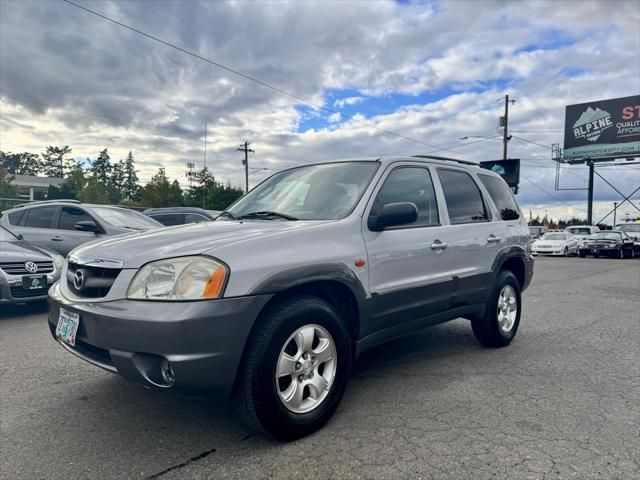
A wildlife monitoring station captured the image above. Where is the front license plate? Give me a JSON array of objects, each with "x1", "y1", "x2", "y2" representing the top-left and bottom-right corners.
[
  {"x1": 56, "y1": 308, "x2": 80, "y2": 347},
  {"x1": 22, "y1": 274, "x2": 47, "y2": 290}
]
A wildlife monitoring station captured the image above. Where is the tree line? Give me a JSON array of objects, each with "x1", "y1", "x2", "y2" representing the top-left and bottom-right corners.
[{"x1": 0, "y1": 146, "x2": 244, "y2": 211}]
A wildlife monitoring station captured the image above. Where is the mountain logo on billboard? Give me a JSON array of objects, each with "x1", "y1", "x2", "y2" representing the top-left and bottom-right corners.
[{"x1": 572, "y1": 107, "x2": 613, "y2": 142}]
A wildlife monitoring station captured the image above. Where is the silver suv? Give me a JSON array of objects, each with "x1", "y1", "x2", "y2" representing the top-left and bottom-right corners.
[
  {"x1": 47, "y1": 156, "x2": 533, "y2": 440},
  {"x1": 1, "y1": 200, "x2": 162, "y2": 256}
]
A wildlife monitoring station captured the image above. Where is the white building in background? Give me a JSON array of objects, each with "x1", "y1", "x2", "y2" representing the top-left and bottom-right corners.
[{"x1": 11, "y1": 174, "x2": 65, "y2": 201}]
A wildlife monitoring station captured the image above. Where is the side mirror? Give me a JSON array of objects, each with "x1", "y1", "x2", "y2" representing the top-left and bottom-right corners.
[
  {"x1": 74, "y1": 220, "x2": 99, "y2": 233},
  {"x1": 368, "y1": 202, "x2": 418, "y2": 231}
]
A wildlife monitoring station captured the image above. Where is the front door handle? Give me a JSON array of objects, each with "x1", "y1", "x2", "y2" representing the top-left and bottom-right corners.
[
  {"x1": 51, "y1": 237, "x2": 63, "y2": 242},
  {"x1": 487, "y1": 235, "x2": 501, "y2": 244},
  {"x1": 430, "y1": 240, "x2": 448, "y2": 251}
]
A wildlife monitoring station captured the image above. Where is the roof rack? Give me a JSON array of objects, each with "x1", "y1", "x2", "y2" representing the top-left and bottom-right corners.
[
  {"x1": 14, "y1": 199, "x2": 81, "y2": 208},
  {"x1": 411, "y1": 155, "x2": 479, "y2": 167}
]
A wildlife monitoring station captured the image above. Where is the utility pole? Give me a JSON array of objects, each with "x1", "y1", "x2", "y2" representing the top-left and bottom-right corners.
[
  {"x1": 587, "y1": 160, "x2": 594, "y2": 225},
  {"x1": 500, "y1": 95, "x2": 516, "y2": 161},
  {"x1": 237, "y1": 141, "x2": 254, "y2": 193},
  {"x1": 613, "y1": 202, "x2": 618, "y2": 227},
  {"x1": 203, "y1": 121, "x2": 207, "y2": 208}
]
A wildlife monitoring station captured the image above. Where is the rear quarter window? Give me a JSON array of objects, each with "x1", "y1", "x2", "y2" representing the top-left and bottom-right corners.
[
  {"x1": 478, "y1": 174, "x2": 520, "y2": 221},
  {"x1": 7, "y1": 210, "x2": 25, "y2": 225}
]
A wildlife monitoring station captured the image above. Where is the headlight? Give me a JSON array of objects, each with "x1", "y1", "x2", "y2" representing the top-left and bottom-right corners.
[
  {"x1": 53, "y1": 255, "x2": 64, "y2": 270},
  {"x1": 127, "y1": 256, "x2": 228, "y2": 300}
]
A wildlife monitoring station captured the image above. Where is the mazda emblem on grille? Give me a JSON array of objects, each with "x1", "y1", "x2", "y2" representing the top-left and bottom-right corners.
[
  {"x1": 25, "y1": 261, "x2": 38, "y2": 273},
  {"x1": 73, "y1": 270, "x2": 85, "y2": 290}
]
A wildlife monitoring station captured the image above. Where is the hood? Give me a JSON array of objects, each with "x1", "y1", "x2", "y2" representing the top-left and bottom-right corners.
[
  {"x1": 0, "y1": 240, "x2": 55, "y2": 263},
  {"x1": 534, "y1": 239, "x2": 566, "y2": 246},
  {"x1": 69, "y1": 220, "x2": 330, "y2": 268}
]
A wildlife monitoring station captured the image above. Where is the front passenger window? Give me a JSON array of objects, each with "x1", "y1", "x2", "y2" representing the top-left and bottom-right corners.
[
  {"x1": 372, "y1": 167, "x2": 439, "y2": 227},
  {"x1": 59, "y1": 207, "x2": 94, "y2": 230}
]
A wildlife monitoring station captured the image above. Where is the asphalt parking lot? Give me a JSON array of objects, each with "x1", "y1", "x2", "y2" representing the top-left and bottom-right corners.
[{"x1": 1, "y1": 257, "x2": 639, "y2": 480}]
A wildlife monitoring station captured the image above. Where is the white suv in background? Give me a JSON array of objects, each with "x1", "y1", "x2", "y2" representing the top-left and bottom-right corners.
[{"x1": 565, "y1": 225, "x2": 600, "y2": 249}]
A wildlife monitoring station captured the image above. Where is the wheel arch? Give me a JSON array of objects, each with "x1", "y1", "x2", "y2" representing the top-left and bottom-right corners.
[{"x1": 492, "y1": 247, "x2": 529, "y2": 290}]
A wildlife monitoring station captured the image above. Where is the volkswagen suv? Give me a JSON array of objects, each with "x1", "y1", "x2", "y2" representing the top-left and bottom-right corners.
[{"x1": 47, "y1": 156, "x2": 533, "y2": 440}]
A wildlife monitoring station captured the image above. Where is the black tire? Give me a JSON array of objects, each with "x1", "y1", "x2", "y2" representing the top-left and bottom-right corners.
[
  {"x1": 563, "y1": 247, "x2": 569, "y2": 257},
  {"x1": 618, "y1": 248, "x2": 625, "y2": 260},
  {"x1": 579, "y1": 251, "x2": 586, "y2": 258},
  {"x1": 472, "y1": 270, "x2": 521, "y2": 348},
  {"x1": 233, "y1": 294, "x2": 351, "y2": 441}
]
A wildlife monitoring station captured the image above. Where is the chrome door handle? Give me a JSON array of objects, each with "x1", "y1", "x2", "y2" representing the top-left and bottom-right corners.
[
  {"x1": 52, "y1": 237, "x2": 63, "y2": 242},
  {"x1": 430, "y1": 240, "x2": 448, "y2": 250},
  {"x1": 487, "y1": 236, "x2": 501, "y2": 244}
]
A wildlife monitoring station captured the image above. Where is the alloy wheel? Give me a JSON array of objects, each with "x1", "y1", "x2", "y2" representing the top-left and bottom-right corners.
[
  {"x1": 275, "y1": 324, "x2": 337, "y2": 414},
  {"x1": 497, "y1": 285, "x2": 518, "y2": 333}
]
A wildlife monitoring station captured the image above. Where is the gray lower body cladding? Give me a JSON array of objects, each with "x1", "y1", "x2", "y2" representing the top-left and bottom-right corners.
[{"x1": 47, "y1": 283, "x2": 272, "y2": 396}]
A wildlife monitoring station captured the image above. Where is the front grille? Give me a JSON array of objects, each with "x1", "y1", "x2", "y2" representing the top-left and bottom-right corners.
[
  {"x1": 0, "y1": 261, "x2": 54, "y2": 275},
  {"x1": 10, "y1": 285, "x2": 49, "y2": 299},
  {"x1": 66, "y1": 262, "x2": 121, "y2": 298}
]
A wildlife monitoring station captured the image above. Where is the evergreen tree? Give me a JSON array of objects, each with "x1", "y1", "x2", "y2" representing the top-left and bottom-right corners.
[
  {"x1": 0, "y1": 151, "x2": 42, "y2": 175},
  {"x1": 122, "y1": 151, "x2": 140, "y2": 201},
  {"x1": 184, "y1": 167, "x2": 243, "y2": 210},
  {"x1": 41, "y1": 146, "x2": 73, "y2": 177},
  {"x1": 90, "y1": 148, "x2": 112, "y2": 185},
  {"x1": 140, "y1": 168, "x2": 183, "y2": 207}
]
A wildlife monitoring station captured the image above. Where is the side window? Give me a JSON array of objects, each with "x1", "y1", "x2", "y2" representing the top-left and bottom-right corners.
[
  {"x1": 58, "y1": 207, "x2": 94, "y2": 230},
  {"x1": 7, "y1": 210, "x2": 25, "y2": 225},
  {"x1": 372, "y1": 167, "x2": 439, "y2": 227},
  {"x1": 23, "y1": 206, "x2": 58, "y2": 228},
  {"x1": 184, "y1": 213, "x2": 209, "y2": 223},
  {"x1": 437, "y1": 169, "x2": 488, "y2": 224},
  {"x1": 478, "y1": 174, "x2": 520, "y2": 221}
]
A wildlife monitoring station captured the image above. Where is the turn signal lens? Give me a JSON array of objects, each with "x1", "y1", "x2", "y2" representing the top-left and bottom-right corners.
[{"x1": 203, "y1": 266, "x2": 227, "y2": 298}]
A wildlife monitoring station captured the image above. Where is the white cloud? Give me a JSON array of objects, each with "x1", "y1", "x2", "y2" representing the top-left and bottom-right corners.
[{"x1": 0, "y1": 0, "x2": 638, "y2": 219}]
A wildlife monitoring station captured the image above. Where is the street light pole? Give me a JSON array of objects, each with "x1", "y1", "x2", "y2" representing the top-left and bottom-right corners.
[{"x1": 613, "y1": 202, "x2": 618, "y2": 227}]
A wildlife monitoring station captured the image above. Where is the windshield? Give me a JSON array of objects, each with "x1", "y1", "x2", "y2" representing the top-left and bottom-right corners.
[
  {"x1": 616, "y1": 224, "x2": 640, "y2": 233},
  {"x1": 0, "y1": 225, "x2": 18, "y2": 241},
  {"x1": 541, "y1": 233, "x2": 566, "y2": 241},
  {"x1": 223, "y1": 162, "x2": 379, "y2": 221},
  {"x1": 567, "y1": 227, "x2": 592, "y2": 235},
  {"x1": 528, "y1": 227, "x2": 542, "y2": 234},
  {"x1": 91, "y1": 207, "x2": 162, "y2": 230},
  {"x1": 594, "y1": 232, "x2": 622, "y2": 241}
]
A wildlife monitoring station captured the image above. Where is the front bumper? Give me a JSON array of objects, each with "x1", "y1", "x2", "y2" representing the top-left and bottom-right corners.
[
  {"x1": 580, "y1": 246, "x2": 618, "y2": 256},
  {"x1": 0, "y1": 274, "x2": 59, "y2": 304},
  {"x1": 47, "y1": 283, "x2": 272, "y2": 396}
]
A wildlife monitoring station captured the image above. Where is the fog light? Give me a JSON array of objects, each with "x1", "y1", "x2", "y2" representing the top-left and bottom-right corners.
[{"x1": 160, "y1": 358, "x2": 175, "y2": 385}]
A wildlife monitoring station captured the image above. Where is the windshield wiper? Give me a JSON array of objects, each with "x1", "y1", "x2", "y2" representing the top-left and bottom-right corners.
[
  {"x1": 218, "y1": 211, "x2": 238, "y2": 220},
  {"x1": 238, "y1": 211, "x2": 298, "y2": 221}
]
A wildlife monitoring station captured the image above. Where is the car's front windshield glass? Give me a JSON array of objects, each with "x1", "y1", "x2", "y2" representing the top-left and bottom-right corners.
[
  {"x1": 617, "y1": 224, "x2": 640, "y2": 233},
  {"x1": 542, "y1": 233, "x2": 566, "y2": 240},
  {"x1": 222, "y1": 161, "x2": 379, "y2": 221},
  {"x1": 0, "y1": 225, "x2": 18, "y2": 241},
  {"x1": 568, "y1": 228, "x2": 591, "y2": 235},
  {"x1": 595, "y1": 232, "x2": 622, "y2": 240},
  {"x1": 91, "y1": 207, "x2": 162, "y2": 230}
]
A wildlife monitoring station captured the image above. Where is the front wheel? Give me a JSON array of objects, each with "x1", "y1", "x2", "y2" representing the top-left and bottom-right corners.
[
  {"x1": 563, "y1": 247, "x2": 569, "y2": 257},
  {"x1": 472, "y1": 270, "x2": 521, "y2": 348},
  {"x1": 579, "y1": 251, "x2": 586, "y2": 258},
  {"x1": 233, "y1": 295, "x2": 351, "y2": 441},
  {"x1": 618, "y1": 248, "x2": 625, "y2": 260}
]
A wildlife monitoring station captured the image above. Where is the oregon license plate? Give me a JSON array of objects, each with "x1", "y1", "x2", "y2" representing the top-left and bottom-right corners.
[{"x1": 56, "y1": 308, "x2": 80, "y2": 346}]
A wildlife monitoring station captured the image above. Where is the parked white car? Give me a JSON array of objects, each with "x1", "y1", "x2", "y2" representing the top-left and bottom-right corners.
[
  {"x1": 532, "y1": 232, "x2": 579, "y2": 256},
  {"x1": 565, "y1": 225, "x2": 600, "y2": 248}
]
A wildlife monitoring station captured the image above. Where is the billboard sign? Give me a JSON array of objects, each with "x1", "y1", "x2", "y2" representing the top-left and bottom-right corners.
[
  {"x1": 479, "y1": 159, "x2": 520, "y2": 193},
  {"x1": 563, "y1": 95, "x2": 640, "y2": 162}
]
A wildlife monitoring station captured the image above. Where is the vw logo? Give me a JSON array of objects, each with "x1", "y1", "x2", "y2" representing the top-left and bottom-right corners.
[
  {"x1": 73, "y1": 270, "x2": 86, "y2": 290},
  {"x1": 24, "y1": 261, "x2": 38, "y2": 273}
]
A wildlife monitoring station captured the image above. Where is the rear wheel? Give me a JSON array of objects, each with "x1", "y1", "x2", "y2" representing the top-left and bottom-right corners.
[
  {"x1": 472, "y1": 270, "x2": 521, "y2": 348},
  {"x1": 233, "y1": 295, "x2": 351, "y2": 441}
]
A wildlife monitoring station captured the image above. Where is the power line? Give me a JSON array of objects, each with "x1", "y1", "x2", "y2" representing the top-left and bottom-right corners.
[
  {"x1": 520, "y1": 174, "x2": 589, "y2": 214},
  {"x1": 61, "y1": 0, "x2": 463, "y2": 154}
]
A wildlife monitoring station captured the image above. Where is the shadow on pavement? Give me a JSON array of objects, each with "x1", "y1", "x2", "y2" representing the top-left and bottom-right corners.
[{"x1": 0, "y1": 300, "x2": 48, "y2": 319}]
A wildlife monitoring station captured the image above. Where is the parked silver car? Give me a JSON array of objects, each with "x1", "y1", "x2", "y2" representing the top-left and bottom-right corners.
[
  {"x1": 0, "y1": 200, "x2": 162, "y2": 256},
  {"x1": 48, "y1": 156, "x2": 533, "y2": 440},
  {"x1": 0, "y1": 225, "x2": 62, "y2": 304}
]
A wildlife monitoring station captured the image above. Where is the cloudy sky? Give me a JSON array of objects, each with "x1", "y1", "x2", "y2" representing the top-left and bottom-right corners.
[{"x1": 1, "y1": 0, "x2": 639, "y2": 222}]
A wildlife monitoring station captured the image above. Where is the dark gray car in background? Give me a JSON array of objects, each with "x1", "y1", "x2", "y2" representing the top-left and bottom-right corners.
[
  {"x1": 144, "y1": 207, "x2": 220, "y2": 226},
  {"x1": 0, "y1": 225, "x2": 62, "y2": 304},
  {"x1": 0, "y1": 200, "x2": 162, "y2": 256}
]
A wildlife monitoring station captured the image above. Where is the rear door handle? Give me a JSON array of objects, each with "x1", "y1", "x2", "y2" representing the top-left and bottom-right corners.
[
  {"x1": 51, "y1": 237, "x2": 63, "y2": 242},
  {"x1": 487, "y1": 235, "x2": 501, "y2": 244},
  {"x1": 430, "y1": 240, "x2": 448, "y2": 250}
]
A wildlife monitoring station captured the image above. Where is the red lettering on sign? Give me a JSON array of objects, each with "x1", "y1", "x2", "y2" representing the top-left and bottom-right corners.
[{"x1": 622, "y1": 105, "x2": 640, "y2": 120}]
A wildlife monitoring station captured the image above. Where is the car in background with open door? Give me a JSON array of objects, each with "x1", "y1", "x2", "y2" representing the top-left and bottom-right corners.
[{"x1": 0, "y1": 200, "x2": 162, "y2": 257}]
